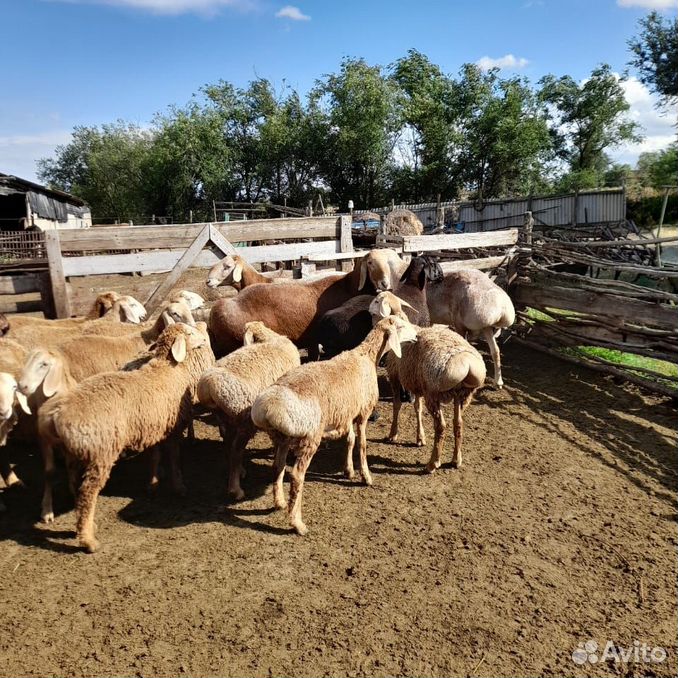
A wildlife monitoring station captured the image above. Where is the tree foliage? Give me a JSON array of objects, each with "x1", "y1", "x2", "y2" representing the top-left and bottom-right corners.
[{"x1": 628, "y1": 10, "x2": 678, "y2": 105}]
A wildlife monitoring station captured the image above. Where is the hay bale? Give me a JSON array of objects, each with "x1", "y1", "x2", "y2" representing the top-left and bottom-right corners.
[
  {"x1": 383, "y1": 209, "x2": 424, "y2": 236},
  {"x1": 352, "y1": 211, "x2": 382, "y2": 228}
]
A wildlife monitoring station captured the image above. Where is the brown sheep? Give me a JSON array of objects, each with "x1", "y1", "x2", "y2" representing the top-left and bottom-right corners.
[
  {"x1": 206, "y1": 254, "x2": 284, "y2": 290},
  {"x1": 208, "y1": 249, "x2": 405, "y2": 356},
  {"x1": 37, "y1": 322, "x2": 215, "y2": 552}
]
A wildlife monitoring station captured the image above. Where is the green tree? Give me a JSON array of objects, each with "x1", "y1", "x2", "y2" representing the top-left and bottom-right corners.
[
  {"x1": 540, "y1": 65, "x2": 642, "y2": 190},
  {"x1": 313, "y1": 58, "x2": 401, "y2": 208},
  {"x1": 390, "y1": 50, "x2": 459, "y2": 201},
  {"x1": 628, "y1": 11, "x2": 678, "y2": 105},
  {"x1": 38, "y1": 121, "x2": 153, "y2": 221},
  {"x1": 456, "y1": 65, "x2": 553, "y2": 199},
  {"x1": 637, "y1": 142, "x2": 678, "y2": 189}
]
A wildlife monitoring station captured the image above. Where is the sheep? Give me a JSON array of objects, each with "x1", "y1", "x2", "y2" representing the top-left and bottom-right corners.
[
  {"x1": 251, "y1": 315, "x2": 418, "y2": 536},
  {"x1": 206, "y1": 254, "x2": 284, "y2": 290},
  {"x1": 0, "y1": 373, "x2": 31, "y2": 511},
  {"x1": 425, "y1": 265, "x2": 515, "y2": 389},
  {"x1": 8, "y1": 299, "x2": 194, "y2": 353},
  {"x1": 375, "y1": 321, "x2": 486, "y2": 471},
  {"x1": 314, "y1": 256, "x2": 434, "y2": 358},
  {"x1": 2, "y1": 292, "x2": 146, "y2": 332},
  {"x1": 37, "y1": 322, "x2": 215, "y2": 552},
  {"x1": 209, "y1": 249, "x2": 405, "y2": 357},
  {"x1": 197, "y1": 321, "x2": 300, "y2": 501}
]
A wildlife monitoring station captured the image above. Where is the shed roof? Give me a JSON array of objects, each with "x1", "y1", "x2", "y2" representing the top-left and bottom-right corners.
[{"x1": 0, "y1": 173, "x2": 88, "y2": 207}]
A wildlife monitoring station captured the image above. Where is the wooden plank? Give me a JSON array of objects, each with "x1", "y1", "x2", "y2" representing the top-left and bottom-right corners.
[
  {"x1": 144, "y1": 225, "x2": 211, "y2": 315},
  {"x1": 542, "y1": 234, "x2": 678, "y2": 248},
  {"x1": 208, "y1": 224, "x2": 237, "y2": 256},
  {"x1": 402, "y1": 229, "x2": 519, "y2": 253},
  {"x1": 439, "y1": 255, "x2": 509, "y2": 274},
  {"x1": 59, "y1": 217, "x2": 342, "y2": 251},
  {"x1": 0, "y1": 273, "x2": 43, "y2": 295},
  {"x1": 306, "y1": 250, "x2": 367, "y2": 262},
  {"x1": 44, "y1": 230, "x2": 71, "y2": 318},
  {"x1": 62, "y1": 240, "x2": 342, "y2": 276},
  {"x1": 0, "y1": 298, "x2": 44, "y2": 314},
  {"x1": 513, "y1": 283, "x2": 678, "y2": 329}
]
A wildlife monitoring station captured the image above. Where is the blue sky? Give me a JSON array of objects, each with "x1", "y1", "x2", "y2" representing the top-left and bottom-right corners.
[{"x1": 1, "y1": 0, "x2": 676, "y2": 181}]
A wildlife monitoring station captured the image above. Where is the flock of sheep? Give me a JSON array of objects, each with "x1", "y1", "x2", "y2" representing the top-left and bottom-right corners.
[{"x1": 0, "y1": 248, "x2": 515, "y2": 551}]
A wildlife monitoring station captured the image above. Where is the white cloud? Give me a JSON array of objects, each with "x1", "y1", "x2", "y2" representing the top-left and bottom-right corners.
[
  {"x1": 476, "y1": 54, "x2": 529, "y2": 71},
  {"x1": 609, "y1": 77, "x2": 677, "y2": 165},
  {"x1": 0, "y1": 130, "x2": 72, "y2": 183},
  {"x1": 46, "y1": 0, "x2": 250, "y2": 16},
  {"x1": 617, "y1": 0, "x2": 678, "y2": 9},
  {"x1": 275, "y1": 5, "x2": 310, "y2": 20}
]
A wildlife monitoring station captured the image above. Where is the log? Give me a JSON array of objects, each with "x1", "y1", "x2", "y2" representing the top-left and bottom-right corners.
[{"x1": 513, "y1": 283, "x2": 678, "y2": 330}]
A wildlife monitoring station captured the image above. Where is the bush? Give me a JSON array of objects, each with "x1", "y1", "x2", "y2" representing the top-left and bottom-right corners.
[{"x1": 627, "y1": 193, "x2": 678, "y2": 227}]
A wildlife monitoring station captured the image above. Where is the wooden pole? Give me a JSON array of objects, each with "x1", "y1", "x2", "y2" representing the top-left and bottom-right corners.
[
  {"x1": 44, "y1": 230, "x2": 71, "y2": 318},
  {"x1": 212, "y1": 200, "x2": 218, "y2": 222},
  {"x1": 189, "y1": 209, "x2": 193, "y2": 224},
  {"x1": 435, "y1": 193, "x2": 443, "y2": 230},
  {"x1": 655, "y1": 186, "x2": 670, "y2": 267}
]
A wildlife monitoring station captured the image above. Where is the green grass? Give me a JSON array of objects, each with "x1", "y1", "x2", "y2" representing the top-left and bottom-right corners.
[{"x1": 562, "y1": 346, "x2": 678, "y2": 379}]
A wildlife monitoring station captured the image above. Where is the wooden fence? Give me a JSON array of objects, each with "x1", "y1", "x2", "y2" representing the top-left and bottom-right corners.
[{"x1": 513, "y1": 218, "x2": 678, "y2": 397}]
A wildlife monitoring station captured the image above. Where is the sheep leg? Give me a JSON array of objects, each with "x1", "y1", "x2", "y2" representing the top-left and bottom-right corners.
[
  {"x1": 75, "y1": 462, "x2": 112, "y2": 553},
  {"x1": 271, "y1": 439, "x2": 290, "y2": 510},
  {"x1": 148, "y1": 446, "x2": 161, "y2": 494},
  {"x1": 451, "y1": 397, "x2": 464, "y2": 468},
  {"x1": 356, "y1": 415, "x2": 373, "y2": 486},
  {"x1": 227, "y1": 431, "x2": 251, "y2": 502},
  {"x1": 40, "y1": 440, "x2": 56, "y2": 523},
  {"x1": 288, "y1": 437, "x2": 320, "y2": 536},
  {"x1": 482, "y1": 326, "x2": 503, "y2": 389},
  {"x1": 425, "y1": 402, "x2": 446, "y2": 473},
  {"x1": 166, "y1": 437, "x2": 186, "y2": 496},
  {"x1": 415, "y1": 396, "x2": 426, "y2": 447},
  {"x1": 344, "y1": 424, "x2": 356, "y2": 480},
  {"x1": 387, "y1": 378, "x2": 403, "y2": 443}
]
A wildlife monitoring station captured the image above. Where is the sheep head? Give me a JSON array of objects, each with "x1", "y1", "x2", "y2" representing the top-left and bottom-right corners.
[
  {"x1": 171, "y1": 290, "x2": 205, "y2": 310},
  {"x1": 374, "y1": 315, "x2": 418, "y2": 359},
  {"x1": 243, "y1": 321, "x2": 283, "y2": 346},
  {"x1": 108, "y1": 296, "x2": 147, "y2": 324},
  {"x1": 358, "y1": 249, "x2": 403, "y2": 292},
  {"x1": 207, "y1": 254, "x2": 244, "y2": 289},
  {"x1": 154, "y1": 322, "x2": 210, "y2": 364},
  {"x1": 369, "y1": 292, "x2": 416, "y2": 324},
  {"x1": 91, "y1": 291, "x2": 121, "y2": 318},
  {"x1": 0, "y1": 372, "x2": 30, "y2": 422},
  {"x1": 19, "y1": 349, "x2": 66, "y2": 399},
  {"x1": 161, "y1": 300, "x2": 196, "y2": 327}
]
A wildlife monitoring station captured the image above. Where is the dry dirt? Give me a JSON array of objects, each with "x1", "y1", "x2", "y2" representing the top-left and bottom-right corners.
[{"x1": 0, "y1": 343, "x2": 676, "y2": 678}]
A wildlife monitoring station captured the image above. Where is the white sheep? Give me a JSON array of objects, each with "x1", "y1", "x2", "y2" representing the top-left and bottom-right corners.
[
  {"x1": 251, "y1": 315, "x2": 418, "y2": 536},
  {"x1": 197, "y1": 321, "x2": 300, "y2": 500},
  {"x1": 37, "y1": 322, "x2": 215, "y2": 552},
  {"x1": 426, "y1": 268, "x2": 514, "y2": 388}
]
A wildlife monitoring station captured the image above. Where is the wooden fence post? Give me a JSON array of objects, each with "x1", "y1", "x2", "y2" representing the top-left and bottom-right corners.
[
  {"x1": 338, "y1": 214, "x2": 354, "y2": 271},
  {"x1": 516, "y1": 211, "x2": 534, "y2": 282},
  {"x1": 44, "y1": 230, "x2": 71, "y2": 318}
]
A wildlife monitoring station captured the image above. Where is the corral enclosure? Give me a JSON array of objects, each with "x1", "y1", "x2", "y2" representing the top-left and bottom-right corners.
[{"x1": 0, "y1": 209, "x2": 676, "y2": 677}]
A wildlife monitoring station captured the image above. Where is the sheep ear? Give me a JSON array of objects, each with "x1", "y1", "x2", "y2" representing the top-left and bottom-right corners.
[
  {"x1": 417, "y1": 268, "x2": 426, "y2": 290},
  {"x1": 358, "y1": 261, "x2": 367, "y2": 291},
  {"x1": 43, "y1": 361, "x2": 63, "y2": 398},
  {"x1": 243, "y1": 328, "x2": 255, "y2": 346},
  {"x1": 171, "y1": 334, "x2": 187, "y2": 363},
  {"x1": 233, "y1": 263, "x2": 243, "y2": 283},
  {"x1": 387, "y1": 327, "x2": 402, "y2": 358},
  {"x1": 161, "y1": 310, "x2": 176, "y2": 326},
  {"x1": 15, "y1": 390, "x2": 31, "y2": 415},
  {"x1": 397, "y1": 297, "x2": 418, "y2": 314},
  {"x1": 119, "y1": 301, "x2": 142, "y2": 324},
  {"x1": 377, "y1": 297, "x2": 391, "y2": 318}
]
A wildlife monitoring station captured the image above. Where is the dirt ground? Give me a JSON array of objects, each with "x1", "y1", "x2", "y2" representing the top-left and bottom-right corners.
[{"x1": 0, "y1": 343, "x2": 675, "y2": 678}]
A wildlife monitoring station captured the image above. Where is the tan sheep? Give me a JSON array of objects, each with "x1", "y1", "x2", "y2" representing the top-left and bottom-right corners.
[
  {"x1": 251, "y1": 315, "x2": 418, "y2": 536},
  {"x1": 197, "y1": 321, "x2": 300, "y2": 501},
  {"x1": 37, "y1": 322, "x2": 215, "y2": 552},
  {"x1": 206, "y1": 254, "x2": 284, "y2": 290},
  {"x1": 381, "y1": 324, "x2": 486, "y2": 471}
]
